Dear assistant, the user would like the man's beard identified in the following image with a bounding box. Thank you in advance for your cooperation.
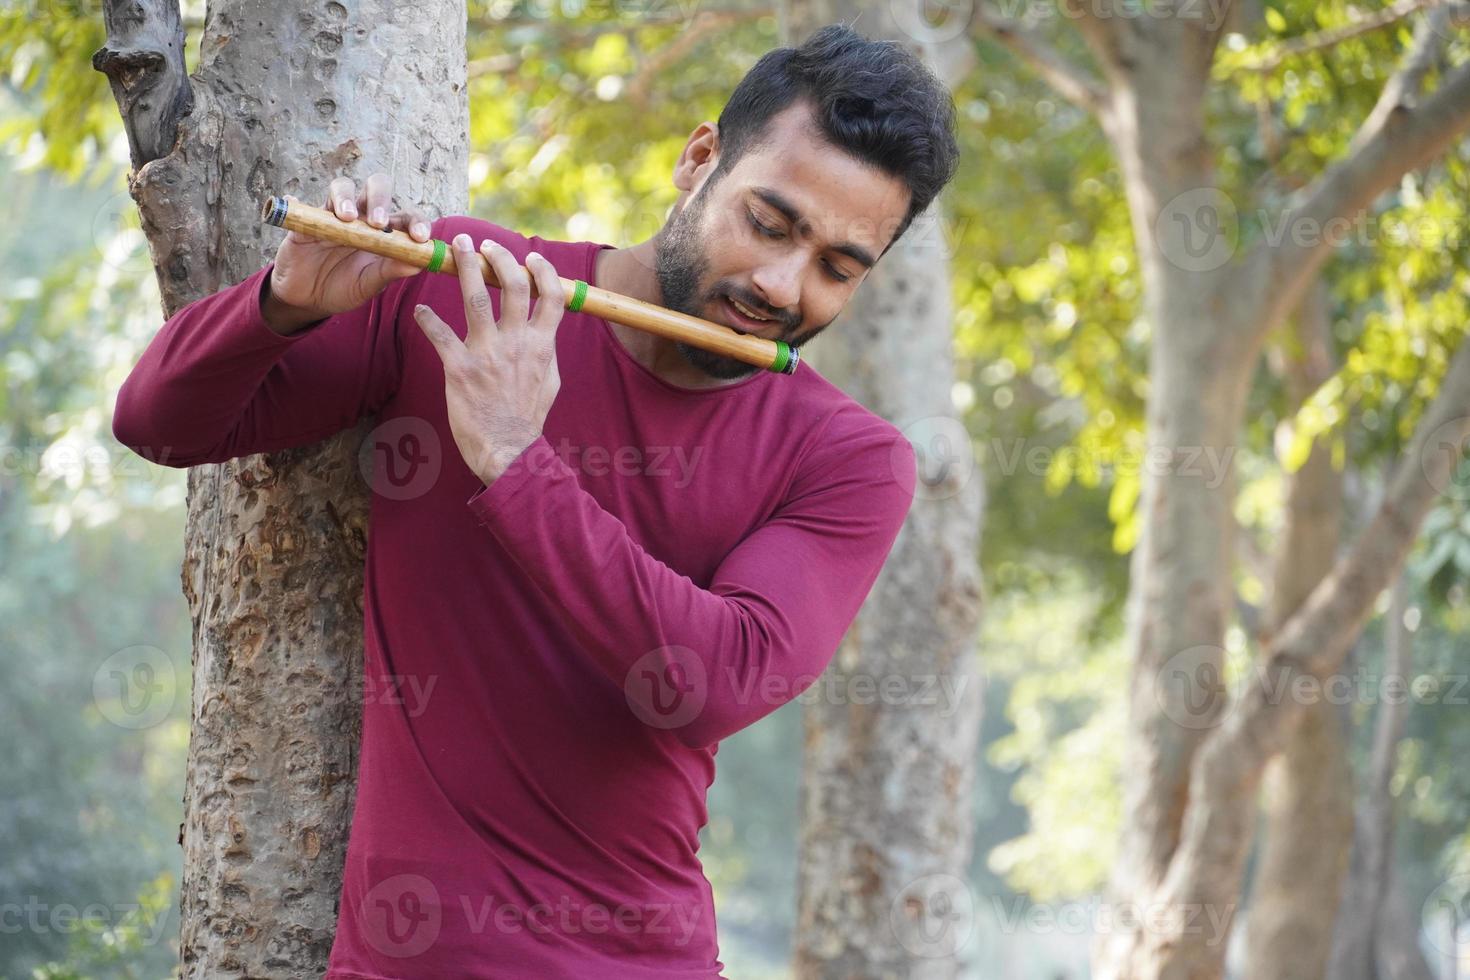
[653,183,827,381]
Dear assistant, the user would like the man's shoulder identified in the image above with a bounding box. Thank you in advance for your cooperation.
[786,363,909,450]
[780,368,916,502]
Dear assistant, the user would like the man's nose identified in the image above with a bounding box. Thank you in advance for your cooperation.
[750,257,802,318]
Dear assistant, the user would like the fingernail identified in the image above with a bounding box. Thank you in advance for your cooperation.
[343,203,357,218]
[372,207,386,226]
[412,222,429,239]
[454,233,472,251]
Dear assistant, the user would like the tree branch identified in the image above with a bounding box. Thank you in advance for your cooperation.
[626,9,768,108]
[1231,0,1438,74]
[970,6,1110,116]
[1058,0,1143,80]
[466,8,773,85]
[93,0,194,169]
[1357,2,1468,137]
[1228,13,1470,350]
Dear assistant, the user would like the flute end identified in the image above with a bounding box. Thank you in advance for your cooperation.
[771,341,800,375]
[261,196,288,227]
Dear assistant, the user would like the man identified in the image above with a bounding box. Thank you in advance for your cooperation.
[113,23,959,980]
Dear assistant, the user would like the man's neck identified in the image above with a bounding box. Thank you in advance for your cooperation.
[592,244,751,390]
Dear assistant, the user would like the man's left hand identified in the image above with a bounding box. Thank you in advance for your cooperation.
[414,233,566,486]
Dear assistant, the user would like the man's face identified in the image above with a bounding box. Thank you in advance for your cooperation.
[654,102,912,380]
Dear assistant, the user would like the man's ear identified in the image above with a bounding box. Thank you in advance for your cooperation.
[673,121,720,194]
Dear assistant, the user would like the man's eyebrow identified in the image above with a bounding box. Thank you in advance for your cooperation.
[750,186,878,270]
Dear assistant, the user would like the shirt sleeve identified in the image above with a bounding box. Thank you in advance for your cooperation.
[111,227,435,468]
[464,411,919,750]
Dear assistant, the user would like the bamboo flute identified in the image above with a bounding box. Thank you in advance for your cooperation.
[261,196,799,374]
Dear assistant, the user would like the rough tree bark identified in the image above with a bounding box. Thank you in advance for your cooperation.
[94,0,467,974]
[962,2,1470,976]
[782,4,985,978]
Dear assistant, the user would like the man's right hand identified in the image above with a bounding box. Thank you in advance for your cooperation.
[262,173,434,336]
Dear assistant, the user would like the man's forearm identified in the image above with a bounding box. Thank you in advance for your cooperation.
[463,433,914,749]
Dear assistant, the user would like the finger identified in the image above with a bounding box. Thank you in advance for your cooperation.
[452,233,496,343]
[388,209,432,242]
[480,239,530,330]
[365,173,393,229]
[412,304,465,364]
[327,177,357,221]
[525,252,568,334]
[366,211,423,275]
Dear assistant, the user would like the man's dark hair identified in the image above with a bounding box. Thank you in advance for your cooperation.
[711,23,961,254]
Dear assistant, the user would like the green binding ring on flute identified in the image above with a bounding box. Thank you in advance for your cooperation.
[426,239,448,274]
[770,340,793,374]
[569,279,589,312]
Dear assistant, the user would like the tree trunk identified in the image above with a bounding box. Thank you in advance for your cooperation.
[1055,7,1470,975]
[1245,281,1353,980]
[940,1,1470,973]
[1093,34,1256,974]
[1329,573,1434,980]
[94,0,467,974]
[782,4,984,979]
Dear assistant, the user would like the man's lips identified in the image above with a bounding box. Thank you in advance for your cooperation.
[719,294,780,333]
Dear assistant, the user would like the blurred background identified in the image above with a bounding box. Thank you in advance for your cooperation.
[2,0,1469,977]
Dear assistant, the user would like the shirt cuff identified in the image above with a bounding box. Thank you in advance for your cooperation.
[465,435,575,526]
[247,262,331,342]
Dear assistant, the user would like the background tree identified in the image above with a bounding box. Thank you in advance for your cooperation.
[775,5,985,979]
[960,0,1470,974]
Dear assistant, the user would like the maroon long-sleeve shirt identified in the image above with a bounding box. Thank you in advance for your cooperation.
[113,215,917,979]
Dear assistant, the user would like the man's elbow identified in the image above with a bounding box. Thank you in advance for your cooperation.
[670,718,725,752]
[668,716,724,751]
[111,386,200,469]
